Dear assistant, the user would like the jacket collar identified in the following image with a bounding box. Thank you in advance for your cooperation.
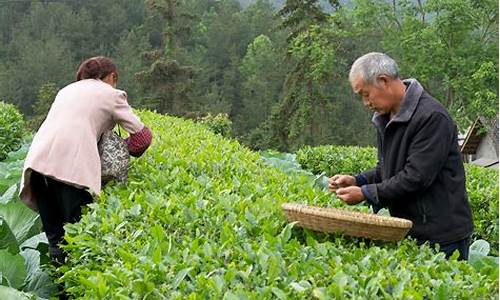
[372,78,423,129]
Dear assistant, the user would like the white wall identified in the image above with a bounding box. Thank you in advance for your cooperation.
[476,136,498,160]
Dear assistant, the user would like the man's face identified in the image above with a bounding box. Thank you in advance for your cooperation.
[351,76,394,115]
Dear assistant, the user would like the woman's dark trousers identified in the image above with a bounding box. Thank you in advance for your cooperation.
[30,171,93,266]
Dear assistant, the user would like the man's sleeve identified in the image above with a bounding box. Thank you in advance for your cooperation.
[356,160,381,185]
[358,135,383,185]
[361,112,453,206]
[355,160,383,211]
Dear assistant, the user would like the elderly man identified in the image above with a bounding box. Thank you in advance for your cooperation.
[329,52,473,260]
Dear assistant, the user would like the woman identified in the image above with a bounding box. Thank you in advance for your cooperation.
[19,56,152,265]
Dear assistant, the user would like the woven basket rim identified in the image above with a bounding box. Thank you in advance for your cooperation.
[281,202,413,229]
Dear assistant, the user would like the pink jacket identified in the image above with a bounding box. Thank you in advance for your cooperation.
[20,79,144,211]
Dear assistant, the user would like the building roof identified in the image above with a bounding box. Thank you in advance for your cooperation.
[460,116,499,155]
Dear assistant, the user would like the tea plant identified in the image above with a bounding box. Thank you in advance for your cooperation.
[0,102,26,161]
[197,113,232,138]
[465,164,499,255]
[295,144,499,255]
[296,145,377,176]
[59,111,498,299]
[0,142,57,299]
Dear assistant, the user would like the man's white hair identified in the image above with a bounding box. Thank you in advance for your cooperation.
[349,52,400,85]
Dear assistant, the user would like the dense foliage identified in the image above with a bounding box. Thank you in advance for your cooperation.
[0,142,58,299]
[1,0,496,151]
[465,164,499,256]
[58,111,497,298]
[28,83,58,131]
[296,145,377,176]
[295,144,500,255]
[0,102,26,161]
[197,113,233,138]
[0,1,497,297]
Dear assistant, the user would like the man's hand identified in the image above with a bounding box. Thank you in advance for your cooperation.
[335,186,365,205]
[328,175,356,192]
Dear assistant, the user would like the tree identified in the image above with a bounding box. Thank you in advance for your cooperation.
[260,0,336,150]
[0,34,73,115]
[64,0,147,60]
[136,0,196,114]
[277,0,336,42]
[349,0,498,128]
[0,1,149,116]
[238,35,284,134]
[0,1,31,59]
[114,28,152,106]
[188,0,251,117]
[242,0,280,39]
[29,82,58,131]
[0,0,494,149]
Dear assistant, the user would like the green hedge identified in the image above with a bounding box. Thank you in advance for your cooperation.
[197,113,232,138]
[465,164,499,255]
[0,102,26,161]
[296,145,377,176]
[0,141,57,299]
[58,111,497,299]
[296,144,499,255]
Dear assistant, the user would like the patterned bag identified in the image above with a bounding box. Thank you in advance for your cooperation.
[98,129,130,185]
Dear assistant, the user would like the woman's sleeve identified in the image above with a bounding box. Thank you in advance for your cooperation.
[112,90,153,157]
[125,127,153,157]
[112,90,144,134]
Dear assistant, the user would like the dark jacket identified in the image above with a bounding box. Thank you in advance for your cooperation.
[358,79,473,244]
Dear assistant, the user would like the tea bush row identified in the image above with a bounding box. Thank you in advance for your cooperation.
[296,145,499,255]
[60,111,498,299]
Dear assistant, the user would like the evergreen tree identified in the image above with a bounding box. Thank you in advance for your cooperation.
[238,35,284,134]
[261,0,335,150]
[188,0,249,116]
[114,28,153,106]
[0,34,73,115]
[136,0,196,114]
[0,0,495,148]
[29,82,58,131]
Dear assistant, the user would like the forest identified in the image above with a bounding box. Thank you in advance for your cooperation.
[0,1,499,298]
[0,0,498,151]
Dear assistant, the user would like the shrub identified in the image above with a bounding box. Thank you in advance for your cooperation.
[0,102,26,161]
[59,111,497,299]
[296,144,499,255]
[197,113,232,138]
[296,145,377,176]
[0,140,57,298]
[465,164,499,255]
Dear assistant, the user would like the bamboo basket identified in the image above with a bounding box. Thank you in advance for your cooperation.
[281,203,413,241]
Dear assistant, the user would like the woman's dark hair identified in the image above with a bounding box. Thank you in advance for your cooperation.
[76,56,117,81]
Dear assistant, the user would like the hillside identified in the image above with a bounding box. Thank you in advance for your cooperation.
[57,110,498,299]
